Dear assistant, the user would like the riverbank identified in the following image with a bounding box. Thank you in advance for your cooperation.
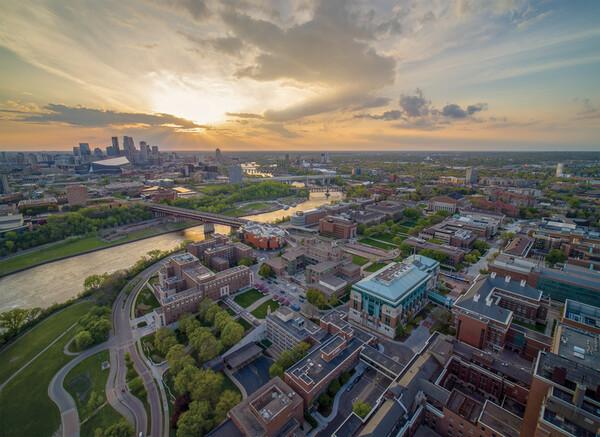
[0,220,198,277]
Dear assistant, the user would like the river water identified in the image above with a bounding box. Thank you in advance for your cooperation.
[0,192,343,311]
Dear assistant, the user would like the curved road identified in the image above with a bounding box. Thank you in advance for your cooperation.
[48,341,110,437]
[106,261,168,437]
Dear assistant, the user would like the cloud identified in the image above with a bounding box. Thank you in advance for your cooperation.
[171,0,210,20]
[575,98,600,120]
[226,112,264,119]
[260,123,299,138]
[399,89,431,117]
[14,104,204,130]
[356,89,488,129]
[221,0,395,120]
[210,36,244,55]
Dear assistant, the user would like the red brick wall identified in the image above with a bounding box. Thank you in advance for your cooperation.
[456,314,488,349]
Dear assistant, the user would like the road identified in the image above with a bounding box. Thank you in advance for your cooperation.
[106,261,168,437]
[48,341,110,437]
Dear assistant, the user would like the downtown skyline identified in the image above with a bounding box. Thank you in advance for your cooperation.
[1,0,600,152]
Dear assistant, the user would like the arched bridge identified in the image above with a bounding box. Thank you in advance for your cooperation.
[148,204,249,228]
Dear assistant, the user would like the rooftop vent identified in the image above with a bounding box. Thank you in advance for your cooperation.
[520,280,526,287]
[505,275,511,283]
[473,294,480,303]
[490,272,497,279]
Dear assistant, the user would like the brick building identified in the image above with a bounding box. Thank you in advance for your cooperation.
[318,215,357,239]
[153,252,253,325]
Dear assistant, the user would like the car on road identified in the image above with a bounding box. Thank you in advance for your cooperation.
[291,304,301,311]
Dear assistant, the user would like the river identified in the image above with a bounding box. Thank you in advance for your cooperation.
[0,192,343,311]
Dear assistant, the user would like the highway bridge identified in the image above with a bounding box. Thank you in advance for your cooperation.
[148,204,249,228]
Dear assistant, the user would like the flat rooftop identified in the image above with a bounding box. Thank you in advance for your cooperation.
[541,264,600,291]
[554,324,600,371]
[564,299,600,329]
[353,260,433,305]
[479,400,523,437]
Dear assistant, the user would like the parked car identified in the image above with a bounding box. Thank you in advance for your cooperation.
[291,304,301,311]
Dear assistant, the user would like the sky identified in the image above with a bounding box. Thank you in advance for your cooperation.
[0,0,599,152]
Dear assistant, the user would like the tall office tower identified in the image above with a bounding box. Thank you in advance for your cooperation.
[139,141,149,163]
[106,145,115,156]
[72,146,80,156]
[123,136,136,162]
[93,148,104,159]
[79,143,91,156]
[229,163,243,184]
[215,147,225,164]
[0,174,10,194]
[466,166,478,185]
[111,136,120,155]
[556,163,564,177]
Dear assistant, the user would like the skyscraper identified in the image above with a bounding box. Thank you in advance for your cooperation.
[215,148,223,163]
[229,163,243,184]
[0,174,10,194]
[556,163,564,177]
[111,136,120,155]
[79,143,91,156]
[139,141,149,164]
[466,167,478,185]
[123,136,136,162]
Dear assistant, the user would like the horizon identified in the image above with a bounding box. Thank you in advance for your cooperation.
[1,0,600,151]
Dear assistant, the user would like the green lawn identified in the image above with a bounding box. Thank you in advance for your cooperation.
[234,288,264,308]
[0,221,194,276]
[251,300,280,319]
[359,238,397,250]
[64,350,111,421]
[352,255,369,266]
[0,312,88,436]
[80,404,123,437]
[365,262,388,273]
[134,286,160,316]
[0,301,94,385]
[221,372,242,398]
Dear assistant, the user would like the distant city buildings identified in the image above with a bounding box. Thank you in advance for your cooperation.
[229,163,243,184]
[465,166,478,185]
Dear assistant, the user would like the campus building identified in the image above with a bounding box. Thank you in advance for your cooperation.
[153,252,253,325]
[318,215,357,239]
[265,307,327,356]
[349,255,439,338]
[403,237,466,267]
[453,273,552,360]
[350,334,532,437]
[242,223,287,250]
[229,377,304,437]
[488,254,600,307]
[428,196,461,214]
[418,220,477,249]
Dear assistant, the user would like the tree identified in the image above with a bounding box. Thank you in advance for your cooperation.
[84,274,108,292]
[220,321,244,348]
[269,362,284,378]
[197,299,217,323]
[237,257,254,267]
[204,305,221,325]
[176,400,213,437]
[189,369,223,404]
[353,400,371,418]
[328,379,341,396]
[166,344,195,375]
[214,390,241,423]
[214,310,232,334]
[0,308,39,336]
[545,249,567,267]
[189,328,220,362]
[258,263,274,278]
[318,393,332,411]
[93,420,133,437]
[392,236,404,246]
[154,328,178,356]
[87,390,104,412]
[174,365,200,395]
[179,314,201,336]
[306,288,328,309]
[73,330,94,351]
[473,240,489,252]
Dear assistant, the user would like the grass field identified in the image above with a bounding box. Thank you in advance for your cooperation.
[80,403,123,437]
[365,262,388,273]
[352,254,369,266]
[359,238,397,250]
[233,288,264,308]
[0,221,194,276]
[0,301,94,384]
[251,299,280,319]
[64,350,111,421]
[134,286,160,316]
[0,304,95,436]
